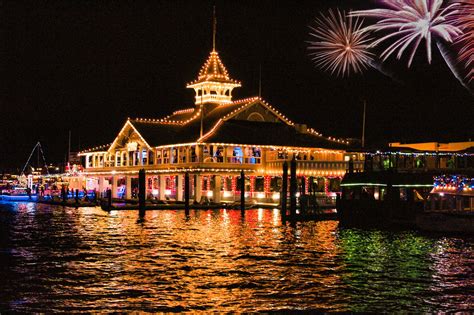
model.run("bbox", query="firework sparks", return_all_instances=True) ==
[456,0,473,81]
[307,9,374,77]
[351,0,463,67]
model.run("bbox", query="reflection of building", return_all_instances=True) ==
[77,45,359,202]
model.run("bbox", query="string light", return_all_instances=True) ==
[78,47,354,182]
[264,176,271,194]
[187,50,241,105]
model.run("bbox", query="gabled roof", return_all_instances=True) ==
[200,119,350,149]
[82,97,352,152]
[165,108,195,121]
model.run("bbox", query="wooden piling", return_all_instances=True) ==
[107,189,112,210]
[281,161,288,220]
[300,177,306,214]
[138,169,146,217]
[184,172,190,215]
[240,170,245,215]
[75,189,79,204]
[61,186,67,205]
[289,156,297,217]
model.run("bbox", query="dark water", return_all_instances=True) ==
[0,202,472,312]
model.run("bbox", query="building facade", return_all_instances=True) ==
[77,48,361,204]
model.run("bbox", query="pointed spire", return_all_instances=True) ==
[186,6,240,106]
[212,5,217,51]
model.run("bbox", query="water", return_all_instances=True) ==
[0,202,472,312]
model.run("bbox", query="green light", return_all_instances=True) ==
[341,183,387,187]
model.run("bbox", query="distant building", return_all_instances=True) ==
[389,141,474,152]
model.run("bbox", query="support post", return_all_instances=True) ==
[75,189,79,204]
[126,175,132,199]
[281,161,288,220]
[138,169,146,217]
[184,172,190,215]
[240,170,245,215]
[300,177,306,214]
[290,156,297,217]
[159,175,166,201]
[61,186,67,205]
[213,175,221,203]
[111,176,118,198]
[107,188,112,210]
[195,174,202,203]
[176,174,183,201]
[98,177,105,198]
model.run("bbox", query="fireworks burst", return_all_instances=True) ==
[456,0,473,81]
[307,9,374,77]
[350,0,463,67]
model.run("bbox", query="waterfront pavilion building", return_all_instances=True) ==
[78,48,360,204]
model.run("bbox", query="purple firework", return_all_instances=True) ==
[350,0,463,67]
[455,0,473,81]
[307,9,374,77]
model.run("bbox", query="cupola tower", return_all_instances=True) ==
[186,7,241,105]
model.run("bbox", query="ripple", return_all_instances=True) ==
[0,204,472,312]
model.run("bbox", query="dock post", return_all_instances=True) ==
[61,186,67,205]
[240,170,245,215]
[290,156,297,218]
[184,172,190,216]
[138,169,146,218]
[281,161,288,220]
[75,189,79,205]
[106,189,112,210]
[300,177,306,214]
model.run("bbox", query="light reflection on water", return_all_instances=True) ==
[0,202,472,312]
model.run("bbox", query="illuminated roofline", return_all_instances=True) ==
[107,120,152,153]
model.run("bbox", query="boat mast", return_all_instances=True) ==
[20,142,51,176]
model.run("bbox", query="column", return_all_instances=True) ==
[126,175,132,199]
[98,176,105,197]
[111,176,118,198]
[195,174,202,202]
[85,154,90,168]
[198,145,203,163]
[159,175,166,200]
[176,174,183,201]
[250,176,255,198]
[213,175,222,203]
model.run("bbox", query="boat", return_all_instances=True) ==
[415,174,474,233]
[337,171,433,226]
[0,187,38,202]
[337,171,474,233]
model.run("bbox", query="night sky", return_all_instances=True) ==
[1,0,473,171]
